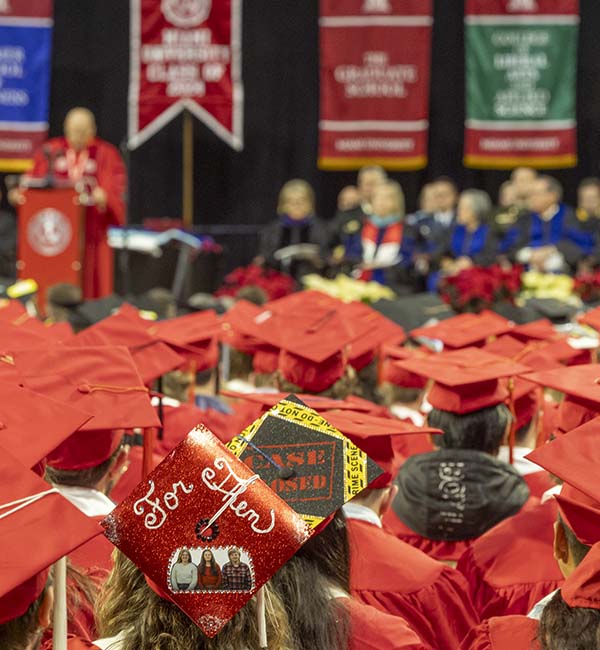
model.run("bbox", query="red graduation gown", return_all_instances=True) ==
[382,508,474,563]
[456,499,563,619]
[342,597,430,650]
[64,637,100,650]
[30,136,126,299]
[460,615,541,650]
[348,517,479,650]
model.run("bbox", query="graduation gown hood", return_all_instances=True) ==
[393,449,530,542]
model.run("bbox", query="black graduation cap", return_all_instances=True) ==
[226,394,384,528]
[371,294,455,332]
[489,301,540,325]
[524,298,578,324]
[73,294,127,327]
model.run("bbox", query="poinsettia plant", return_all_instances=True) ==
[215,264,295,301]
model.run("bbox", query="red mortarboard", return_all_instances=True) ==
[527,417,600,545]
[252,347,280,374]
[0,448,101,624]
[12,345,160,432]
[510,319,557,342]
[341,302,406,371]
[0,298,27,322]
[220,300,270,354]
[70,310,185,384]
[220,390,374,412]
[103,425,311,637]
[396,347,531,414]
[522,365,600,433]
[561,542,600,610]
[579,307,600,332]
[147,310,220,370]
[0,381,92,468]
[323,411,441,487]
[410,310,512,349]
[226,395,384,528]
[379,344,429,388]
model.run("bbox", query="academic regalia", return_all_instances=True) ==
[259,214,328,262]
[459,615,541,650]
[347,515,479,650]
[29,136,126,298]
[65,638,100,650]
[359,217,404,284]
[342,597,430,650]
[456,496,564,619]
[437,222,496,267]
[504,204,593,269]
[328,205,368,261]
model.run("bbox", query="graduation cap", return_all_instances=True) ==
[323,410,441,487]
[73,294,127,327]
[396,347,531,414]
[410,310,513,350]
[11,345,160,470]
[0,447,101,624]
[510,318,557,342]
[70,310,185,384]
[527,417,600,546]
[103,424,312,638]
[226,394,384,527]
[219,300,270,354]
[0,298,28,322]
[521,364,600,434]
[524,297,578,324]
[579,306,600,332]
[0,381,92,469]
[220,390,374,413]
[147,310,220,371]
[370,294,455,332]
[378,344,429,388]
[561,542,600,610]
[340,302,406,371]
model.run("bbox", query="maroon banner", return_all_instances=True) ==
[318,0,432,171]
[129,0,243,150]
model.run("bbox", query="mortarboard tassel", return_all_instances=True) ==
[52,556,67,650]
[256,586,268,649]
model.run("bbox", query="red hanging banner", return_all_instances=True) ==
[318,0,432,171]
[129,0,243,150]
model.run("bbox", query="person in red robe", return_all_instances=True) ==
[23,107,126,299]
[336,412,480,649]
[456,492,564,619]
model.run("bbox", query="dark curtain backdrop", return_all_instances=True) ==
[34,0,600,261]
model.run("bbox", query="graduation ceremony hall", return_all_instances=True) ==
[3,1,600,648]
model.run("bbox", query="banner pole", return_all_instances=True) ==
[182,110,194,229]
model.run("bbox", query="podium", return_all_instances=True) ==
[17,187,85,311]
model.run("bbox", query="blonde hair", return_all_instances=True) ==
[96,550,293,650]
[373,179,406,217]
[276,179,315,215]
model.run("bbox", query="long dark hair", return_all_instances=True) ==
[539,589,600,650]
[270,510,350,650]
[199,550,220,577]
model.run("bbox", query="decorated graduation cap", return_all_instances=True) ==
[561,541,600,610]
[103,424,312,637]
[11,344,161,470]
[410,310,512,349]
[0,381,92,469]
[527,417,600,546]
[379,344,429,388]
[0,447,101,624]
[226,394,384,527]
[395,347,530,414]
[324,410,441,487]
[70,309,185,384]
[522,364,600,434]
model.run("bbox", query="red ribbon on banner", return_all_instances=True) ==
[129,0,243,150]
[318,0,432,171]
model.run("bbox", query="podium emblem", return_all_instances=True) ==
[161,0,211,27]
[27,208,73,257]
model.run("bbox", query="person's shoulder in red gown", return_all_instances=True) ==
[456,495,563,619]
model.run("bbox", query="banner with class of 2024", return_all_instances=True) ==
[129,0,243,151]
[319,0,432,171]
[465,0,579,169]
[0,0,53,172]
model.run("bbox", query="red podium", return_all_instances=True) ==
[17,187,84,311]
